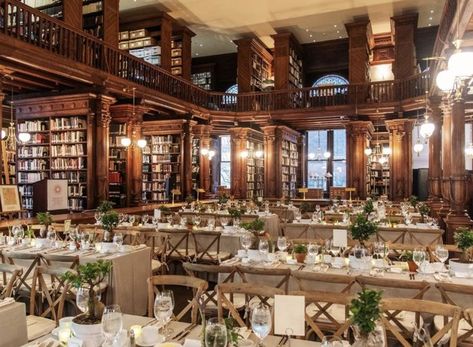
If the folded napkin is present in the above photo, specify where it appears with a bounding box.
[388,267,402,273]
[0,297,14,308]
[454,272,471,278]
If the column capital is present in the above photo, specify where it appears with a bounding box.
[385,119,415,135]
[96,94,116,127]
[346,121,374,138]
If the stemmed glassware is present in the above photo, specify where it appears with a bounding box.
[142,214,150,225]
[128,215,136,225]
[277,236,287,253]
[94,212,102,225]
[435,245,449,270]
[113,233,124,247]
[251,303,272,347]
[194,216,201,228]
[204,318,227,347]
[220,217,229,227]
[413,248,427,274]
[258,239,269,264]
[180,217,187,228]
[154,290,174,340]
[12,225,25,244]
[241,233,253,256]
[101,304,123,346]
[307,243,320,264]
[152,216,159,227]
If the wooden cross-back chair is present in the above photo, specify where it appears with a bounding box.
[283,224,311,240]
[0,263,22,299]
[236,265,291,295]
[147,275,208,323]
[357,276,430,337]
[160,229,194,265]
[289,290,353,341]
[183,262,239,316]
[380,298,461,347]
[216,282,284,328]
[41,253,79,270]
[30,265,73,323]
[3,251,42,296]
[405,228,444,247]
[191,231,231,264]
[435,282,473,346]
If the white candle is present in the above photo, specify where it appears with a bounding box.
[130,325,142,338]
[58,328,71,343]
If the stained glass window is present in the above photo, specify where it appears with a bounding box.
[311,74,349,97]
[223,84,238,104]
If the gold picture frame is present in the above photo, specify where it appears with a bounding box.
[0,185,22,213]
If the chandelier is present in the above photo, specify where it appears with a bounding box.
[1,87,31,145]
[120,87,147,149]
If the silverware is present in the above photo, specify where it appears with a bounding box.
[143,318,157,327]
[172,323,197,341]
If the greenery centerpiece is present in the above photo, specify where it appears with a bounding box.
[408,195,419,210]
[400,250,418,272]
[36,212,53,238]
[293,244,308,263]
[363,199,374,217]
[240,218,268,249]
[62,260,112,324]
[100,210,119,243]
[97,200,114,214]
[417,203,430,223]
[350,289,384,346]
[454,228,473,263]
[350,214,378,248]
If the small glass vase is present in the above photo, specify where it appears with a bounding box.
[352,324,385,347]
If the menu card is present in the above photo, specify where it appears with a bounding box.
[333,229,348,247]
[274,295,305,336]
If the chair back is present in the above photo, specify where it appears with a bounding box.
[160,229,191,262]
[191,231,223,263]
[0,263,22,299]
[147,275,208,323]
[236,265,291,294]
[216,282,284,328]
[41,254,79,270]
[3,251,42,293]
[292,270,357,294]
[289,290,353,340]
[30,265,73,323]
[380,298,461,347]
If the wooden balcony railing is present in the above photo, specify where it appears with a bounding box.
[0,0,430,114]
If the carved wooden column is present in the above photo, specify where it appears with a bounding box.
[298,134,306,189]
[391,14,418,80]
[440,98,452,209]
[229,128,246,199]
[261,126,278,198]
[427,96,444,215]
[345,20,371,103]
[0,79,5,181]
[345,121,374,200]
[95,95,115,205]
[191,124,211,196]
[446,90,473,242]
[386,119,415,201]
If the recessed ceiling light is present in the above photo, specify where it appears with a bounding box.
[334,24,337,28]
[199,43,203,47]
[309,34,313,37]
[337,30,340,33]
[305,28,309,32]
[429,17,433,20]
[430,9,434,13]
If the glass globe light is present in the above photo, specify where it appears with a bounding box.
[448,50,473,78]
[0,129,6,140]
[137,139,147,148]
[378,156,387,165]
[240,150,249,158]
[465,143,473,157]
[419,120,435,138]
[208,150,216,159]
[120,137,131,147]
[436,70,455,92]
[18,132,31,143]
[382,147,391,155]
[364,147,372,156]
[323,151,331,159]
[413,142,424,153]
[255,150,263,158]
[308,152,316,160]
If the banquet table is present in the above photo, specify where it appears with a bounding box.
[25,315,341,347]
[283,220,444,246]
[0,244,150,315]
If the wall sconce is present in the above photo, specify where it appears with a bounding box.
[120,137,147,149]
[240,150,249,158]
[255,150,264,158]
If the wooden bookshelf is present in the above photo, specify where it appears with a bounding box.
[14,94,96,217]
[108,122,128,207]
[365,131,390,197]
[191,136,200,197]
[272,33,303,90]
[229,127,264,199]
[234,38,273,93]
[141,120,189,203]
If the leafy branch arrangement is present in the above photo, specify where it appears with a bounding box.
[37,212,53,227]
[62,260,112,324]
[350,214,378,246]
[408,195,418,209]
[454,228,473,263]
[293,244,307,254]
[350,289,382,339]
[363,199,374,217]
[100,211,119,242]
[240,218,265,233]
[96,200,114,214]
[418,203,430,222]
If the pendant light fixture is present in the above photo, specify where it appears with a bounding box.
[413,117,424,156]
[364,146,372,156]
[120,88,147,149]
[419,91,435,139]
[1,87,30,145]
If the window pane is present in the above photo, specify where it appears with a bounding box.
[307,161,327,190]
[333,129,346,160]
[333,161,347,187]
[307,130,327,158]
[220,135,231,162]
[220,162,231,188]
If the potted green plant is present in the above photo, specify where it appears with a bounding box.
[408,195,418,210]
[100,210,119,252]
[185,195,194,207]
[62,260,112,346]
[36,211,53,238]
[350,214,378,248]
[96,200,114,214]
[417,203,430,223]
[451,228,473,273]
[400,250,418,272]
[350,289,384,347]
[293,244,307,263]
[363,200,374,217]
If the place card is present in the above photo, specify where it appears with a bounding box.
[154,208,161,219]
[274,295,305,336]
[333,229,348,248]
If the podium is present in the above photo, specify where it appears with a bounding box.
[32,179,69,213]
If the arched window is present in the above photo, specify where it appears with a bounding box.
[223,84,238,104]
[311,74,349,97]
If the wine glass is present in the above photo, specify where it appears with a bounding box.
[128,215,136,225]
[47,227,57,244]
[220,217,229,227]
[277,236,287,252]
[76,286,89,313]
[308,243,320,264]
[251,303,272,346]
[113,233,123,247]
[194,216,201,228]
[205,317,227,347]
[294,211,302,223]
[329,240,340,257]
[101,304,123,346]
[13,225,25,244]
[142,214,150,225]
[118,213,126,225]
[258,239,269,263]
[241,233,253,256]
[435,245,449,268]
[152,216,159,227]
[154,290,174,339]
[208,217,216,230]
[321,336,344,347]
[180,216,187,228]
[94,212,101,225]
[413,248,427,274]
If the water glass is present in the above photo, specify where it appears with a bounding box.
[154,290,174,339]
[194,216,201,228]
[94,212,101,224]
[321,336,344,347]
[101,305,122,345]
[220,217,229,227]
[47,228,57,243]
[142,214,150,225]
[205,318,227,347]
[113,233,124,247]
[180,217,187,227]
[435,245,449,265]
[128,215,136,225]
[277,236,287,252]
[251,303,272,346]
[152,216,159,226]
[307,243,319,264]
[413,248,427,273]
[76,286,89,313]
[241,233,253,255]
[258,239,269,258]
[208,217,216,230]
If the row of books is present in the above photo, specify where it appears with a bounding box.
[51,117,86,130]
[143,144,180,155]
[51,131,86,143]
[109,172,123,184]
[143,154,180,163]
[18,172,48,183]
[18,159,48,171]
[51,144,86,156]
[51,171,86,184]
[142,182,166,192]
[51,158,86,170]
[18,147,49,158]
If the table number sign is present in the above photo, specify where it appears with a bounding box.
[274,295,305,336]
[333,229,348,248]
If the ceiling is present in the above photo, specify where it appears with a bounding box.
[119,0,445,57]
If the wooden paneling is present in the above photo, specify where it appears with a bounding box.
[392,13,418,80]
[345,20,371,84]
[192,53,237,92]
[63,0,82,30]
[103,0,120,47]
